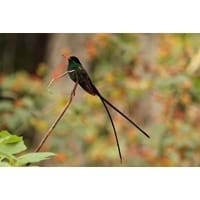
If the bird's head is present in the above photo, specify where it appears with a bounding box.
[68,56,82,71]
[68,56,81,65]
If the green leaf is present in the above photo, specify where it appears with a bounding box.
[16,152,56,166]
[0,151,17,166]
[3,135,22,144]
[0,150,17,160]
[0,130,10,143]
[0,141,27,155]
[0,130,22,144]
[0,131,26,154]
[0,130,10,138]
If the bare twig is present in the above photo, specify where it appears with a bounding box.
[47,70,75,89]
[34,75,78,152]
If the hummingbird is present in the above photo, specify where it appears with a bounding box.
[68,56,150,162]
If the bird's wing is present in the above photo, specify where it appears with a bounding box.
[78,68,98,96]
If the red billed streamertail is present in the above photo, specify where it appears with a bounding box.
[68,56,150,163]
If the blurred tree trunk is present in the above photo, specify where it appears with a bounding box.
[139,34,158,72]
[0,34,48,74]
[134,34,161,125]
[1,34,17,73]
[45,33,90,70]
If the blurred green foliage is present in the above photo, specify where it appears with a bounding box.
[0,34,200,166]
[0,72,48,146]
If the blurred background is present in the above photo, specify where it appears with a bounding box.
[0,33,200,166]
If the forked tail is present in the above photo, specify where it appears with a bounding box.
[99,96,122,163]
[96,91,150,138]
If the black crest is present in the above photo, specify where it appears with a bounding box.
[69,56,81,64]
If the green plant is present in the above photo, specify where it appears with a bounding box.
[0,130,55,166]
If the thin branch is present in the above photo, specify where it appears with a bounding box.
[34,77,78,153]
[47,70,75,89]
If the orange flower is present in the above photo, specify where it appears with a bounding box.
[87,39,97,58]
[53,63,65,79]
[182,79,192,89]
[96,33,110,41]
[181,93,191,105]
[158,156,172,166]
[55,152,68,162]
[14,99,24,107]
[174,109,185,120]
[95,33,110,48]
